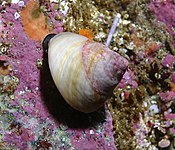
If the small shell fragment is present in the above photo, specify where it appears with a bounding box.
[14,12,20,20]
[158,139,170,148]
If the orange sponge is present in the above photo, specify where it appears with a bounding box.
[79,29,94,40]
[21,0,50,41]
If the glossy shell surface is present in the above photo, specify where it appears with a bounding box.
[48,32,128,113]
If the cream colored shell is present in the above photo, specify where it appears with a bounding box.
[48,32,128,113]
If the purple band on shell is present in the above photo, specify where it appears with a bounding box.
[82,40,128,95]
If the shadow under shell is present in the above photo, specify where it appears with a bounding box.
[40,38,106,129]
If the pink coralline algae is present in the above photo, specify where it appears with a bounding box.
[149,1,175,47]
[3,126,34,149]
[159,91,175,102]
[172,72,175,83]
[165,113,175,120]
[118,69,138,89]
[0,55,8,61]
[0,1,116,150]
[162,54,175,68]
[1,0,175,149]
[69,111,115,150]
[169,127,175,136]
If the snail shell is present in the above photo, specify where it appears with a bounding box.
[43,32,128,113]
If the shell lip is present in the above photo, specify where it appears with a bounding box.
[42,34,56,52]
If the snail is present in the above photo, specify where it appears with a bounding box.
[42,32,128,113]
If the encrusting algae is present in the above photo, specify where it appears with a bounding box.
[0,0,175,149]
[20,0,51,41]
[61,0,175,149]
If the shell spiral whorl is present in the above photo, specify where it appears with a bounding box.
[44,32,128,113]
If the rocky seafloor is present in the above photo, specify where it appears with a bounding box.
[0,0,175,150]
